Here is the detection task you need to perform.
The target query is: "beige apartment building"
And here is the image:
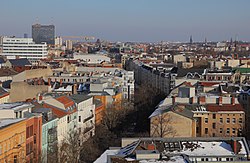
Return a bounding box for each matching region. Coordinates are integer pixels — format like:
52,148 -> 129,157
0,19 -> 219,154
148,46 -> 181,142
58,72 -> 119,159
150,103 -> 245,138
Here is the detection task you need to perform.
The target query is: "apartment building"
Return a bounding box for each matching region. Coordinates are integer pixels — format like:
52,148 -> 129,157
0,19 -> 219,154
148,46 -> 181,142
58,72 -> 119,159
1,37 -> 48,64
95,137 -> 250,163
0,102 -> 43,163
41,95 -> 78,143
126,59 -> 176,95
150,103 -> 244,138
0,119 -> 26,163
70,94 -> 95,140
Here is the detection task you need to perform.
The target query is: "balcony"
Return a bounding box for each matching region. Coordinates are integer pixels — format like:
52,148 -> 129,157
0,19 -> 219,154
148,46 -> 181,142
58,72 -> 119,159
83,125 -> 94,134
83,114 -> 94,123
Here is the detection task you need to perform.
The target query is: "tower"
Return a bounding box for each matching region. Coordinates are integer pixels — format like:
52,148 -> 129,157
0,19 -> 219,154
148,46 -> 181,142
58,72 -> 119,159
190,35 -> 193,44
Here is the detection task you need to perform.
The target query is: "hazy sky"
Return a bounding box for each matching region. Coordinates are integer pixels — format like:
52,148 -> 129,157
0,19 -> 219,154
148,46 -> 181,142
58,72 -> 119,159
0,0 -> 249,42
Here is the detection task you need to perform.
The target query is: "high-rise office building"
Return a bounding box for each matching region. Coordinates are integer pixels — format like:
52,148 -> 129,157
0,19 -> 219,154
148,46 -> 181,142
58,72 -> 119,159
2,37 -> 48,64
32,24 -> 55,45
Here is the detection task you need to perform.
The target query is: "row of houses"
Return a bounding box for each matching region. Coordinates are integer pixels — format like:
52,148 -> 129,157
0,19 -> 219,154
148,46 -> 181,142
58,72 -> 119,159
0,93 -> 97,163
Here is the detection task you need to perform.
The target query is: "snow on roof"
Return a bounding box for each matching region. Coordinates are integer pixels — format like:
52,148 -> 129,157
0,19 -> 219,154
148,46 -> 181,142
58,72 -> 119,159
239,141 -> 247,155
168,141 -> 234,156
0,102 -> 33,111
117,140 -> 140,156
0,118 -> 25,129
149,106 -> 171,118
94,149 -> 119,163
139,156 -> 187,163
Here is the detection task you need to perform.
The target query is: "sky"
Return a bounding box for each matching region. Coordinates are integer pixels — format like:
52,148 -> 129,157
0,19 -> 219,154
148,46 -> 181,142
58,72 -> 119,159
0,0 -> 250,42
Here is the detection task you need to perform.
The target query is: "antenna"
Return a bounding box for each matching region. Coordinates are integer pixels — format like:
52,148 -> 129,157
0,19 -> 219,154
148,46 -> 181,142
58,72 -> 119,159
50,17 -> 54,25
35,17 -> 39,25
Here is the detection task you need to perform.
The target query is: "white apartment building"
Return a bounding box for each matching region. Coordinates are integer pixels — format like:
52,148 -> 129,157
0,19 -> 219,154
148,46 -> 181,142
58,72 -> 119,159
66,40 -> 73,50
70,95 -> 95,141
1,37 -> 48,64
55,36 -> 63,48
122,71 -> 135,101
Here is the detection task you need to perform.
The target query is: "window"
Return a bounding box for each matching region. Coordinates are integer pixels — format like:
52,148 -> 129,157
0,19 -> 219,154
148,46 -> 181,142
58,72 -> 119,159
232,118 -> 236,124
239,118 -> 243,123
213,114 -> 216,119
196,127 -> 199,133
30,125 -> 33,136
232,128 -> 236,134
205,128 -> 208,134
205,118 -> 208,123
212,123 -> 216,129
212,133 -> 215,137
220,128 -> 223,134
220,118 -> 223,123
227,118 -> 230,123
226,128 -> 230,134
78,116 -> 81,122
14,155 -> 17,163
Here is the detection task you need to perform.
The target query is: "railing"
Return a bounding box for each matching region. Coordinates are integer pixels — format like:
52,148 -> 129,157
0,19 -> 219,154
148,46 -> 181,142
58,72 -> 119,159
83,125 -> 94,134
83,114 -> 94,123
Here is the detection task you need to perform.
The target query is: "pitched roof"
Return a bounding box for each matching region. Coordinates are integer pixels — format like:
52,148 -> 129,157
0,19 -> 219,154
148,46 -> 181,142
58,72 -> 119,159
70,94 -> 92,104
8,58 -> 32,67
177,68 -> 204,77
0,58 -> 5,64
198,81 -> 220,87
0,87 -> 9,98
0,68 -> 18,77
55,96 -> 75,108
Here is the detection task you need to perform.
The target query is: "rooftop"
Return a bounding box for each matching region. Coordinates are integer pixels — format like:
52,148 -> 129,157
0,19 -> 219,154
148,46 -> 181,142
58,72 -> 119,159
0,118 -> 25,129
70,94 -> 92,104
0,102 -> 33,111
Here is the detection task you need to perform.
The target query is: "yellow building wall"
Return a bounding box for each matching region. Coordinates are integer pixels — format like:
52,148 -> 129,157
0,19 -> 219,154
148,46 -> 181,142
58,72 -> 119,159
150,111 -> 195,138
0,120 -> 26,163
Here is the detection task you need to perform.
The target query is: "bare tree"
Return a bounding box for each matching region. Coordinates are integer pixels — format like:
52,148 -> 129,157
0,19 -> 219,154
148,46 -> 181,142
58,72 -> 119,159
150,113 -> 177,138
101,104 -> 124,132
55,130 -> 89,163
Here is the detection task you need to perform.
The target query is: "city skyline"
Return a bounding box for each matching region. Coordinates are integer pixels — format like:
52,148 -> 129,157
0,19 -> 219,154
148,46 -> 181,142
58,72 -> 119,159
1,0 -> 250,42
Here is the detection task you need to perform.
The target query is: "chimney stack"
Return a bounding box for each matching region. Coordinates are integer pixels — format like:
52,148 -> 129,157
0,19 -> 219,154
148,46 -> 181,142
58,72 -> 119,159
60,79 -> 63,86
231,96 -> 235,105
198,96 -> 206,105
172,96 -> 176,105
48,78 -> 51,86
218,96 -> 222,105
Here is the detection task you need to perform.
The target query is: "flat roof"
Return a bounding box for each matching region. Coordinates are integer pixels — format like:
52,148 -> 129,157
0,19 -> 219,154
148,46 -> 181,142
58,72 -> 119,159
0,118 -> 25,129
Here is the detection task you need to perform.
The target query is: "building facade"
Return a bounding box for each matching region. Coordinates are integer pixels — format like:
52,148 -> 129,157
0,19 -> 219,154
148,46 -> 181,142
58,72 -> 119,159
0,119 -> 26,163
2,37 -> 48,64
32,24 -> 55,45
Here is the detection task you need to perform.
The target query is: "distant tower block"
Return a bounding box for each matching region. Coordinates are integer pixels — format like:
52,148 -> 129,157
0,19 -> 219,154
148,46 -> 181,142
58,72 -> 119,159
190,35 -> 193,44
24,33 -> 28,38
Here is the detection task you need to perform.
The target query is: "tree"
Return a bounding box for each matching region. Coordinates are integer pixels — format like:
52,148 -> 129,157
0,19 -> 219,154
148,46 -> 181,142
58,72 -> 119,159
150,113 -> 177,138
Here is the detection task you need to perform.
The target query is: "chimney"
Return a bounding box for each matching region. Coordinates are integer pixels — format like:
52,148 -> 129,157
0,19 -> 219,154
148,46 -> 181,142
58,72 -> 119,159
231,96 -> 235,105
72,84 -> 78,94
218,96 -> 222,105
147,144 -> 155,150
189,97 -> 194,104
37,78 -> 41,85
172,96 -> 176,104
198,96 -> 206,105
232,139 -> 238,154
48,78 -> 51,86
60,79 -> 63,86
